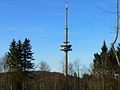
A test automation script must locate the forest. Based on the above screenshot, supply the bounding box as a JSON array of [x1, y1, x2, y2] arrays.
[[0, 39, 120, 90]]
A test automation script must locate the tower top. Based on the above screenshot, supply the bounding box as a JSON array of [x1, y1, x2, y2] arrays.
[[66, 1, 68, 9]]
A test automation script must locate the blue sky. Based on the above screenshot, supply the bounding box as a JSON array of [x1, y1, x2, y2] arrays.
[[0, 0, 119, 72]]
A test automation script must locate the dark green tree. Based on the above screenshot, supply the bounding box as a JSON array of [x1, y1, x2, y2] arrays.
[[93, 41, 108, 76], [22, 38, 34, 71], [7, 39, 18, 72], [6, 38, 34, 90], [93, 41, 119, 89], [93, 41, 119, 76]]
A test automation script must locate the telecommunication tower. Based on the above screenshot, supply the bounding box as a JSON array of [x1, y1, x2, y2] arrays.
[[60, 1, 72, 76]]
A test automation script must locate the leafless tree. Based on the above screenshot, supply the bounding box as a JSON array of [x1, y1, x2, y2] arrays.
[[68, 63, 74, 76], [0, 60, 3, 72], [73, 59, 81, 77], [39, 61, 51, 72], [0, 55, 8, 72], [111, 0, 120, 66], [58, 59, 64, 73]]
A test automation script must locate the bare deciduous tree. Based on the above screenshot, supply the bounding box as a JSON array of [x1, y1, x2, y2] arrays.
[[59, 59, 64, 73], [73, 59, 81, 77], [111, 0, 120, 66], [0, 60, 2, 72], [0, 55, 8, 72], [39, 61, 51, 72], [68, 63, 74, 76]]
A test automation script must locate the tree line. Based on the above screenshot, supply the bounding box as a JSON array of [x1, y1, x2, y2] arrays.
[[0, 39, 120, 90]]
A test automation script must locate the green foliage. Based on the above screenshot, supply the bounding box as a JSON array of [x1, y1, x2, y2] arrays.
[[5, 38, 34, 90], [22, 38, 34, 71], [7, 38, 34, 72]]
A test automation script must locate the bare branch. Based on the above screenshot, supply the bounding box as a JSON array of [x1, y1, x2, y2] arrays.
[[97, 6, 116, 14], [111, 0, 120, 67]]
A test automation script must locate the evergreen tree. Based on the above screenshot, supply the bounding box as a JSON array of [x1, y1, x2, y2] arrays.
[[7, 39, 18, 72], [115, 44, 120, 74], [93, 41, 120, 76], [107, 48, 117, 75], [6, 39, 22, 90], [22, 38, 34, 71], [93, 41, 108, 76], [6, 38, 34, 90], [7, 39, 34, 72]]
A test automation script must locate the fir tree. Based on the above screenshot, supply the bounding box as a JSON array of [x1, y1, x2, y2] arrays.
[[22, 38, 34, 71], [6, 38, 34, 90], [7, 39, 18, 72], [93, 41, 120, 76], [93, 41, 109, 76]]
